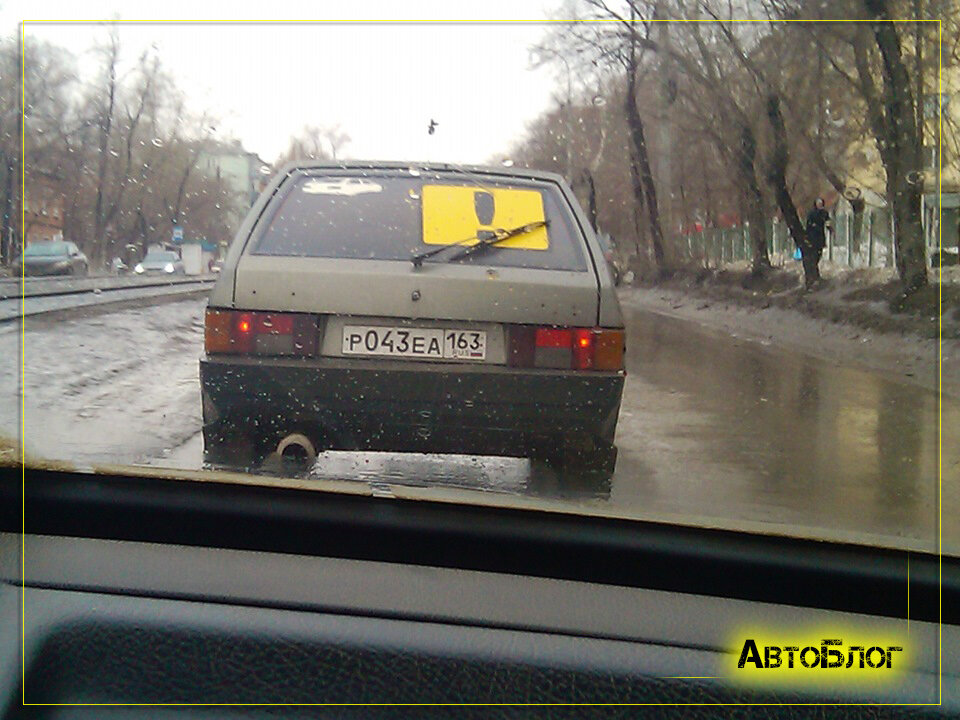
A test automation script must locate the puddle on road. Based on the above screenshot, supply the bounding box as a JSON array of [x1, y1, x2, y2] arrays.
[[615, 308, 954, 553], [152, 433, 611, 502]]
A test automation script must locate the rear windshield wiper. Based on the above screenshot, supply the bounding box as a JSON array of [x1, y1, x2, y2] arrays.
[[411, 220, 549, 268]]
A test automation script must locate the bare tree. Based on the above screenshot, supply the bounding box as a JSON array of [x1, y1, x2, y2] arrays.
[[276, 124, 351, 165], [767, 0, 936, 294], [6, 26, 244, 270]]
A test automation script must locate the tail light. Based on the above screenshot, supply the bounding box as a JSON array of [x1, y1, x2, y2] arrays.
[[508, 325, 624, 371], [205, 309, 317, 356]]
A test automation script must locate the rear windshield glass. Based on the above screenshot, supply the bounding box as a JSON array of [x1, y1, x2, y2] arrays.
[[250, 172, 588, 271], [25, 242, 69, 257]]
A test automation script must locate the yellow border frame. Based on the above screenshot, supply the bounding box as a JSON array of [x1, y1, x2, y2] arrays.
[[17, 16, 944, 709]]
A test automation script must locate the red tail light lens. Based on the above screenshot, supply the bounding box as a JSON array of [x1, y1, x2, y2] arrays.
[[535, 327, 572, 348], [205, 309, 317, 356], [508, 325, 624, 371], [572, 328, 594, 370]]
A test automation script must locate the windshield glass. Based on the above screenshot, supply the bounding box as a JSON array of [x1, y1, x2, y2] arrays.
[[23, 242, 68, 257], [142, 252, 178, 263], [3, 5, 955, 566]]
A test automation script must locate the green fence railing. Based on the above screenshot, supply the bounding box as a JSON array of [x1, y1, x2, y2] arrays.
[[677, 208, 898, 269]]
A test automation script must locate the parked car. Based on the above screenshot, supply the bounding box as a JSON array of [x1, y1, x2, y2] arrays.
[[11, 241, 88, 276], [201, 161, 626, 475], [134, 250, 186, 275]]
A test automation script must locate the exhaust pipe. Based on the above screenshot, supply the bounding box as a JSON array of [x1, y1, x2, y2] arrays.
[[276, 432, 317, 466]]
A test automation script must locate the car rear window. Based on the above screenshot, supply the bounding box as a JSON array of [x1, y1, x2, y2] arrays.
[[250, 172, 589, 272], [25, 242, 69, 257]]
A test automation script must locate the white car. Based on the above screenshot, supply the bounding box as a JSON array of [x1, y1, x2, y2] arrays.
[[134, 250, 186, 275]]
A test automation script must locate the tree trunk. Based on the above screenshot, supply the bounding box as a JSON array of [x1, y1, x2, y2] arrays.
[[764, 95, 808, 278], [0, 153, 12, 265], [625, 67, 666, 272], [863, 0, 928, 293], [850, 196, 866, 255], [93, 37, 119, 265], [891, 180, 926, 292], [735, 123, 770, 275], [3, 36, 22, 262], [580, 168, 599, 232], [630, 160, 647, 261]]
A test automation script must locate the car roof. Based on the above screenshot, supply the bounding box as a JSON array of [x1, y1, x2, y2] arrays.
[[274, 160, 567, 186]]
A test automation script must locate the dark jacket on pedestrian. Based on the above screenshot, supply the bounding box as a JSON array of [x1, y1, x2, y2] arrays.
[[805, 206, 830, 250]]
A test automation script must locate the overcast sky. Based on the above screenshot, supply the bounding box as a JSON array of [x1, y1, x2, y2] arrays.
[[7, 0, 565, 164]]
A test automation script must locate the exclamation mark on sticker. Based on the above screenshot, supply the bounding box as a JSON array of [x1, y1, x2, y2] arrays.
[[474, 191, 495, 241]]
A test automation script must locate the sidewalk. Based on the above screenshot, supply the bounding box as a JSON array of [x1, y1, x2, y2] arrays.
[[640, 261, 959, 339], [621, 262, 959, 398]]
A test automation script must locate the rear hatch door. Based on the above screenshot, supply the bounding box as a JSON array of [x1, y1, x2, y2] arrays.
[[232, 170, 600, 328]]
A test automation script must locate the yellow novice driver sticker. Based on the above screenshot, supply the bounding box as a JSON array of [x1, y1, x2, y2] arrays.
[[421, 185, 549, 250]]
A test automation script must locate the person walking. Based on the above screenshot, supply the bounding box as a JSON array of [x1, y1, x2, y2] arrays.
[[801, 197, 831, 289]]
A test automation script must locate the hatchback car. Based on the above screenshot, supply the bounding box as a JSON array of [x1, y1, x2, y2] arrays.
[[200, 162, 626, 475], [134, 250, 186, 275], [12, 240, 88, 276]]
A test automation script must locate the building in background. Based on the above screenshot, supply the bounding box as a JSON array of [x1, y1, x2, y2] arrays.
[[21, 170, 65, 247], [198, 140, 271, 259], [199, 140, 270, 211], [922, 88, 959, 263]]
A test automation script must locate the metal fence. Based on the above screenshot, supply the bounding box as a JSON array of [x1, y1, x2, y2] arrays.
[[678, 207, 897, 269]]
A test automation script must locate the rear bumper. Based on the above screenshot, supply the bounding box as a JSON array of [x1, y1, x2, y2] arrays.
[[200, 355, 624, 463]]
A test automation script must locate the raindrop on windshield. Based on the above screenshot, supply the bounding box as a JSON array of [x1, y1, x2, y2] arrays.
[[408, 167, 421, 177], [259, 165, 272, 175], [592, 95, 607, 107], [151, 138, 163, 147], [501, 159, 514, 167]]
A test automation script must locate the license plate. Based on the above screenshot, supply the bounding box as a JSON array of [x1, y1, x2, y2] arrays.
[[342, 325, 487, 360]]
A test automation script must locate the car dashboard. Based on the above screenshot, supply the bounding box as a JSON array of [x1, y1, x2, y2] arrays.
[[1, 465, 957, 717]]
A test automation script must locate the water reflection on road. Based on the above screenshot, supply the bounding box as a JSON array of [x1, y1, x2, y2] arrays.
[[610, 310, 953, 553]]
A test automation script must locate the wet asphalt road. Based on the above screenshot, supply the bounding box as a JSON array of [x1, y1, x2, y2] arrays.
[[1, 298, 954, 554]]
